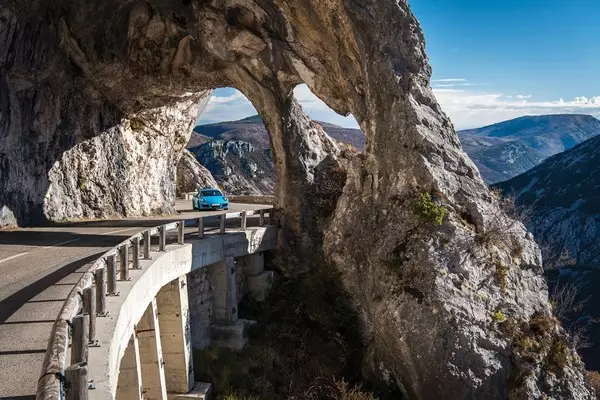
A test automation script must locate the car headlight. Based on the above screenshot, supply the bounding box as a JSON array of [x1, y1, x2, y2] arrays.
[[201, 198, 207, 203], [223, 197, 228, 202]]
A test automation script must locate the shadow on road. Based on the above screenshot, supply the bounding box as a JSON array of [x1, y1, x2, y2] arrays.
[[0, 252, 103, 324], [0, 216, 260, 247]]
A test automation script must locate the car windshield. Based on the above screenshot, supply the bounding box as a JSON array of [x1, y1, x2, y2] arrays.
[[201, 190, 222, 197]]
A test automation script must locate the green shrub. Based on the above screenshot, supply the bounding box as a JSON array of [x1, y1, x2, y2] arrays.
[[495, 262, 509, 290], [492, 310, 507, 323], [413, 192, 447, 225]]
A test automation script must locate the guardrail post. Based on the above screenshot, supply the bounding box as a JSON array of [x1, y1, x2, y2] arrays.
[[259, 210, 265, 227], [197, 217, 204, 238], [240, 211, 247, 230], [83, 287, 97, 344], [95, 268, 107, 316], [65, 362, 89, 400], [120, 244, 130, 281], [178, 220, 185, 244], [219, 214, 226, 234], [268, 209, 275, 225], [143, 230, 151, 259], [159, 226, 166, 251], [71, 314, 89, 365], [107, 254, 118, 295], [132, 236, 140, 269]]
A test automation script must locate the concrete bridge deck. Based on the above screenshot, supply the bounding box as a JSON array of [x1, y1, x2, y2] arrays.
[[0, 201, 271, 400]]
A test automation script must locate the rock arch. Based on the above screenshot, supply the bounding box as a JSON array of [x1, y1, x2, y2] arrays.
[[0, 1, 592, 398]]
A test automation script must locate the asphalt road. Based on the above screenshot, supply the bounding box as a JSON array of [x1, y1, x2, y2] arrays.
[[0, 201, 270, 399]]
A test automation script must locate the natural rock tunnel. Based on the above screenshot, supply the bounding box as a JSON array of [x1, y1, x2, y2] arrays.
[[0, 0, 594, 399]]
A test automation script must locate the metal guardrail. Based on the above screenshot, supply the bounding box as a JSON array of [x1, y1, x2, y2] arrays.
[[36, 208, 273, 400]]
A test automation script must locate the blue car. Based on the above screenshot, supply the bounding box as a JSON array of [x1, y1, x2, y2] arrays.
[[192, 188, 229, 211]]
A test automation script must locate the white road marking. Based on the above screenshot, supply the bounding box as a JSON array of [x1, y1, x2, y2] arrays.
[[101, 227, 139, 235], [0, 252, 28, 264], [42, 238, 81, 249]]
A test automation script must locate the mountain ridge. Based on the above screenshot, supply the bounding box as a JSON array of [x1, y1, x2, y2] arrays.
[[494, 133, 600, 268], [458, 114, 600, 183], [191, 114, 365, 150]]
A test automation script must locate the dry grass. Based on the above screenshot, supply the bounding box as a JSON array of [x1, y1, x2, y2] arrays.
[[586, 370, 600, 399], [305, 377, 376, 400], [475, 188, 532, 251]]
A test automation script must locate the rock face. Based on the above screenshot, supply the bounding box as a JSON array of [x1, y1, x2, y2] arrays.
[[176, 149, 218, 196], [189, 139, 275, 195], [459, 114, 600, 184], [0, 1, 592, 398], [495, 134, 600, 269], [45, 96, 206, 221], [0, 6, 212, 225]]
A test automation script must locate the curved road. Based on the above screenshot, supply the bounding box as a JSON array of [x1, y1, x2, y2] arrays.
[[0, 201, 270, 399]]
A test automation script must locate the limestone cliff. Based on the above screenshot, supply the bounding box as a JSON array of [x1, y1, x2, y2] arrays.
[[176, 149, 219, 196], [45, 95, 206, 221], [188, 140, 275, 195], [0, 6, 212, 225], [0, 1, 593, 398]]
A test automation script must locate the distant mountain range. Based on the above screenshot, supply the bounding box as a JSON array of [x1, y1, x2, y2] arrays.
[[494, 133, 600, 269], [190, 115, 365, 150], [187, 114, 600, 202], [458, 114, 600, 183]]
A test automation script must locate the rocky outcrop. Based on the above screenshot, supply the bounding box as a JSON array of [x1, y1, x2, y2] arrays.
[[45, 96, 206, 221], [495, 134, 600, 269], [176, 149, 218, 196], [0, 1, 592, 398], [0, 6, 212, 225], [189, 139, 275, 195]]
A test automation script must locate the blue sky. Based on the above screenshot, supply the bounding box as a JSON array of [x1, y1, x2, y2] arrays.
[[198, 0, 600, 130]]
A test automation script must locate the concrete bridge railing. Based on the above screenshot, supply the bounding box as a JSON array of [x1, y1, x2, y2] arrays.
[[36, 208, 276, 400]]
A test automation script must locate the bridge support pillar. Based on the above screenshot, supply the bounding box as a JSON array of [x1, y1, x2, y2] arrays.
[[156, 276, 194, 394], [188, 268, 212, 350], [208, 257, 248, 350], [137, 298, 168, 400], [116, 333, 143, 400], [208, 257, 237, 325], [238, 252, 274, 302]]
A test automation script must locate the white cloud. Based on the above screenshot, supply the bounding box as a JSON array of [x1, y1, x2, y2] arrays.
[[196, 83, 600, 133], [196, 91, 257, 124], [432, 78, 467, 83], [432, 83, 476, 88], [433, 88, 600, 130]]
